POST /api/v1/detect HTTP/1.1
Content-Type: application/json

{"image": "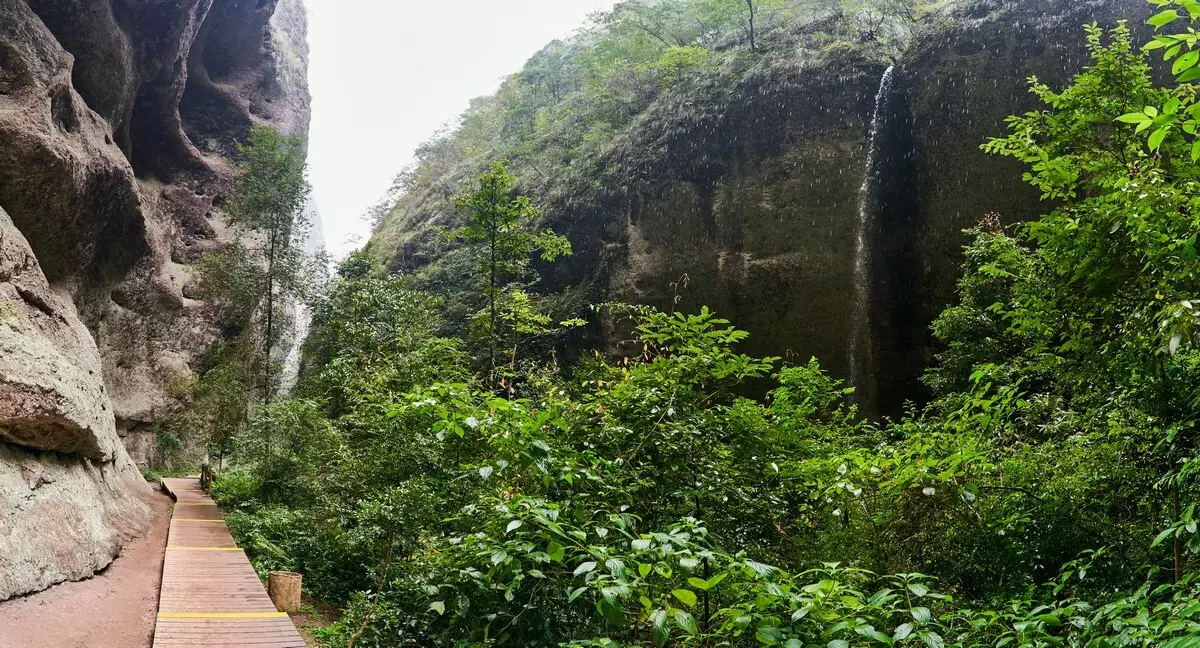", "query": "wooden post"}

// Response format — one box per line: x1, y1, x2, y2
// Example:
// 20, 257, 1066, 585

268, 571, 302, 613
